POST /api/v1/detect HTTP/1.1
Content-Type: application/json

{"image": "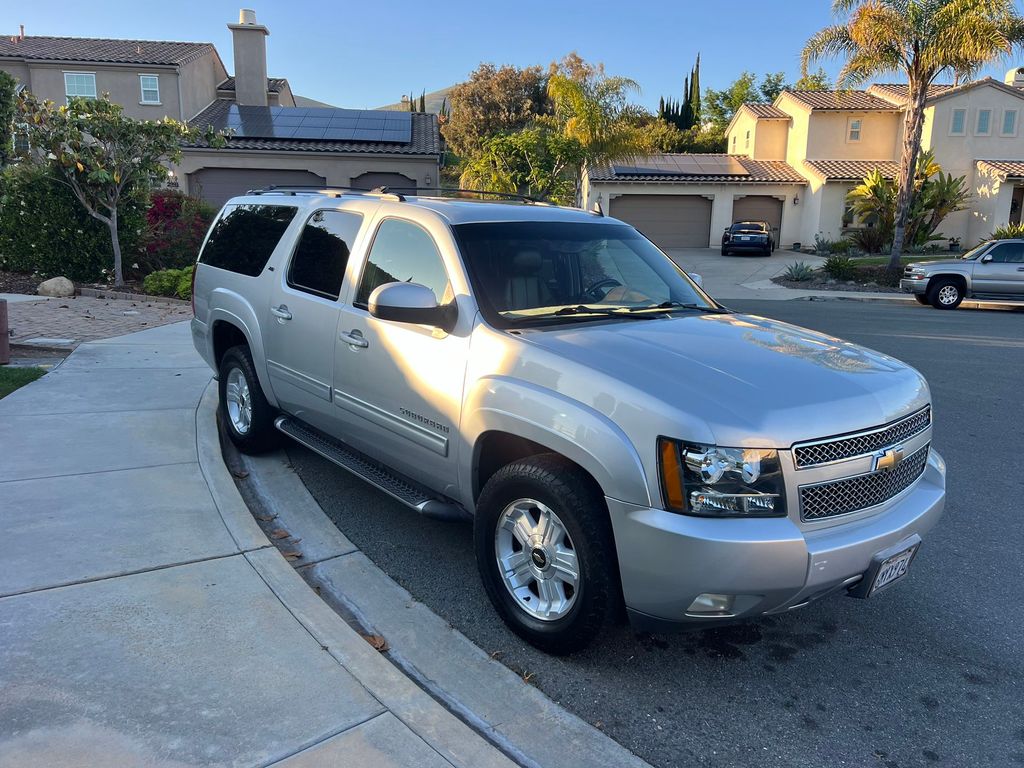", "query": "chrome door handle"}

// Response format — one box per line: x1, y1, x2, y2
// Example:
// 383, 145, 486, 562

339, 330, 368, 348
1016, 267, 1024, 271
270, 305, 292, 320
